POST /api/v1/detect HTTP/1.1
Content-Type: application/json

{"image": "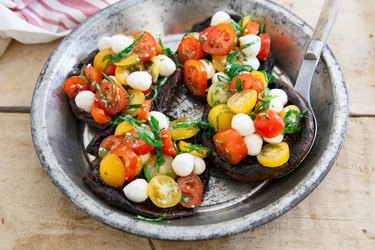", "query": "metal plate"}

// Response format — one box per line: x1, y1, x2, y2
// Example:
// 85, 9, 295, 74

31, 0, 349, 241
